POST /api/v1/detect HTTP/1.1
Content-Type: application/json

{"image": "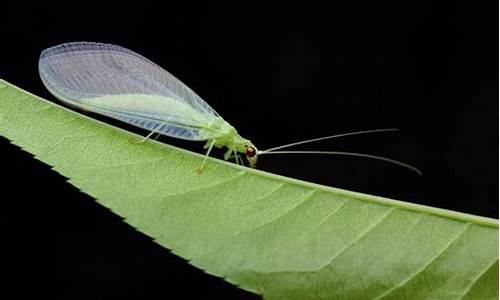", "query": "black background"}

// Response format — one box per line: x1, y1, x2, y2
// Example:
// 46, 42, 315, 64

0, 2, 497, 299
